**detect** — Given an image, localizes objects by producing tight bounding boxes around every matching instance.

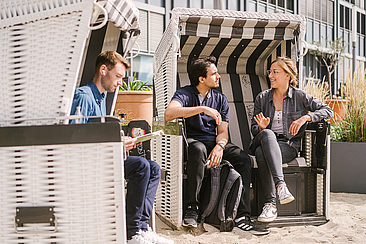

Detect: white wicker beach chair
[152,8,330,229]
[0,0,140,243]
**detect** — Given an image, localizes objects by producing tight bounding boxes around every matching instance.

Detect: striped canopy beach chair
[153,8,330,229]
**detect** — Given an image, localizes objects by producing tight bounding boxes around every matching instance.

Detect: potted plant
[329,67,366,194]
[115,73,154,124]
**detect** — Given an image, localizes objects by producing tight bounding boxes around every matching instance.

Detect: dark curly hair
[188,56,217,86]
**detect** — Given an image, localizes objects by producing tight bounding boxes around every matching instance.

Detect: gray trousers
[251,129,297,205]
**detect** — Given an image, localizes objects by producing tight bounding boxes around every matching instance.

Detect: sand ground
[155,192,366,243]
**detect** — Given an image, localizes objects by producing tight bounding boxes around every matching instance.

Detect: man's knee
[149,160,161,181]
[188,141,207,156]
[126,156,150,174]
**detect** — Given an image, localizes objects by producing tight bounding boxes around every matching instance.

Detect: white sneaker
[257,203,277,222]
[140,226,174,244]
[127,232,155,244]
[277,184,295,204]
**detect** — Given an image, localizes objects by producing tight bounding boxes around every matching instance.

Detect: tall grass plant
[331,67,366,142]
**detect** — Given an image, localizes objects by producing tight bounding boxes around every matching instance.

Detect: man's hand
[207,144,224,168]
[254,112,270,131]
[122,136,139,151]
[203,106,222,125]
[289,115,311,135]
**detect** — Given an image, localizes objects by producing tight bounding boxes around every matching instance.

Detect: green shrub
[331,67,366,142]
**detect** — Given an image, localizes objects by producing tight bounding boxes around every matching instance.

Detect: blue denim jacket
[70,80,106,124]
[251,87,333,151]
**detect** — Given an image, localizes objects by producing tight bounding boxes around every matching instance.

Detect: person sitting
[70,51,173,244]
[251,56,333,223]
[164,56,269,235]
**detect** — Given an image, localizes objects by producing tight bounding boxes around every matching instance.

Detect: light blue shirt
[70,80,106,124]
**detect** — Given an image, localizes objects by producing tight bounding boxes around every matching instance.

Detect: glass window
[190,0,201,8]
[132,56,154,85]
[228,0,239,10]
[278,0,284,8]
[314,21,320,42]
[203,0,214,9]
[327,26,333,41]
[321,24,326,46]
[149,0,164,7]
[258,3,266,12]
[270,0,276,5]
[340,5,344,28]
[286,0,293,11]
[134,0,146,2]
[268,6,275,13]
[345,6,350,30]
[306,20,313,43]
[174,0,188,8]
[248,1,256,11]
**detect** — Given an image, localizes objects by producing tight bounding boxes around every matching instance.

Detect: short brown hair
[272,56,298,87]
[95,51,131,73]
[188,56,217,86]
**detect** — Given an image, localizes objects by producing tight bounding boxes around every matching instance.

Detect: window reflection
[132,56,154,85]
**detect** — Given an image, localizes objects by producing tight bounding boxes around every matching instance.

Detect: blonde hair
[272,56,298,87]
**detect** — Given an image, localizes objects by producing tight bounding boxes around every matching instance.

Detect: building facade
[131,0,366,96]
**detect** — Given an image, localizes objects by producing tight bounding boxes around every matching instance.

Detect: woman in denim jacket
[251,57,333,222]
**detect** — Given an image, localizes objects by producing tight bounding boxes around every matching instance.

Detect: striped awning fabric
[99,0,140,34]
[175,8,305,41]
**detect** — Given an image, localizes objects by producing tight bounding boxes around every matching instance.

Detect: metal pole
[352,6,357,75]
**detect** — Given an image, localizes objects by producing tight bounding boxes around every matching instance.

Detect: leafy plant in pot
[115,73,153,124]
[119,73,152,91]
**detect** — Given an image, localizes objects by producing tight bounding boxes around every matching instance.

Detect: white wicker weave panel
[0,0,93,126]
[154,50,177,121]
[152,135,183,229]
[0,142,125,243]
[317,174,324,216]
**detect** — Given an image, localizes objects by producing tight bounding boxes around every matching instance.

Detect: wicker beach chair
[0,0,140,243]
[152,8,330,229]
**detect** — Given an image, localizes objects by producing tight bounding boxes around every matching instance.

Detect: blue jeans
[251,129,297,205]
[186,139,252,218]
[124,156,161,239]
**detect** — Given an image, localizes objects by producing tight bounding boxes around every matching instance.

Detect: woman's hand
[254,112,270,131]
[289,115,311,135]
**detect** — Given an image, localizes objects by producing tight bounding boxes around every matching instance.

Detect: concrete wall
[330,142,366,194]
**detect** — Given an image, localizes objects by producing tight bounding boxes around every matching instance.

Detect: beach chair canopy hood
[154,8,306,123]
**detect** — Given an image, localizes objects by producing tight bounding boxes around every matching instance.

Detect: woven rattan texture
[152,135,183,228]
[0,142,125,243]
[0,0,93,126]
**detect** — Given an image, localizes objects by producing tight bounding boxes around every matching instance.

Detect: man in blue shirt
[70,51,173,244]
[165,56,269,235]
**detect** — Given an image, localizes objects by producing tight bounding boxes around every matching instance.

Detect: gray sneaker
[277,184,295,204]
[182,205,199,228]
[257,203,277,222]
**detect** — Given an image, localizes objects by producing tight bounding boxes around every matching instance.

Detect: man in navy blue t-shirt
[165,56,268,235]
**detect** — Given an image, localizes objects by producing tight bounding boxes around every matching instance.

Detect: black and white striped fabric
[176,8,304,41]
[99,0,140,33]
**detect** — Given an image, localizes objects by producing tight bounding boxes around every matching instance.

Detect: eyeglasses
[267,70,282,76]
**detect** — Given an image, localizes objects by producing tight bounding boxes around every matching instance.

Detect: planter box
[325,99,348,124]
[330,142,366,194]
[115,91,153,124]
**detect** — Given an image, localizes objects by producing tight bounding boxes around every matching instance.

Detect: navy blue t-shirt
[171,85,229,141]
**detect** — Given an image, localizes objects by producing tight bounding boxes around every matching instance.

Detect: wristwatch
[217,142,225,150]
